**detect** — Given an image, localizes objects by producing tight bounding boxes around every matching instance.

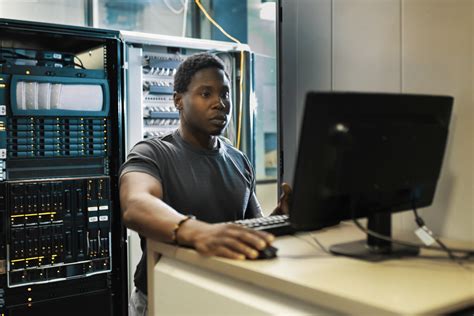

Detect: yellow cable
[194,0,245,149]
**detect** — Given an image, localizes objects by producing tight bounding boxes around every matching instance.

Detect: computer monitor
[289,92,453,260]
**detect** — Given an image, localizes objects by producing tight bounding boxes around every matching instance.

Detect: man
[120,52,290,315]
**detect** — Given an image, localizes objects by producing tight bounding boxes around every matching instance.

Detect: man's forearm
[122,192,187,243]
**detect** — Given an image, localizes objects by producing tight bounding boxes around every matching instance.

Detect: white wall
[400,0,473,239]
[281,0,473,241]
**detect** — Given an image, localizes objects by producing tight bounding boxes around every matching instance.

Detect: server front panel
[0,20,126,316]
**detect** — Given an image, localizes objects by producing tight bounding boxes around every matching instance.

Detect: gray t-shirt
[120,129,263,293]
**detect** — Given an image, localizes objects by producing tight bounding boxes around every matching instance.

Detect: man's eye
[201,91,211,97]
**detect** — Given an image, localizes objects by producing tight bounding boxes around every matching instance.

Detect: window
[0,0,87,26]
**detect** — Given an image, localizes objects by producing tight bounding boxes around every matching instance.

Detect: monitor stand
[329,212,419,261]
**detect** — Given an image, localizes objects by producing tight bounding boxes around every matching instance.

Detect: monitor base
[330,240,420,262]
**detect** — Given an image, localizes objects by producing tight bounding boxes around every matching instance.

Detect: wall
[280,0,473,241]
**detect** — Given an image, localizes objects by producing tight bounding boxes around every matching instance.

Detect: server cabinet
[120,31,255,294]
[0,19,127,316]
[121,31,255,161]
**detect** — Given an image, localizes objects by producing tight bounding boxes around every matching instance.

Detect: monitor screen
[289,92,453,259]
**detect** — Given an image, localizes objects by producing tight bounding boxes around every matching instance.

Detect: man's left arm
[269,183,292,216]
[245,183,292,218]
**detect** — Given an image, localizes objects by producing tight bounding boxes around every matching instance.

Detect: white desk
[147,223,474,315]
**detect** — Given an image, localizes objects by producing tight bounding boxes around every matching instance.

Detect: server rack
[0,19,127,316]
[120,31,255,295]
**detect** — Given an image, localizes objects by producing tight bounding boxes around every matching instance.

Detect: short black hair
[174,52,228,93]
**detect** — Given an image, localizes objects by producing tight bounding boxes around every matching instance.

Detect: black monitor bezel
[289,91,453,232]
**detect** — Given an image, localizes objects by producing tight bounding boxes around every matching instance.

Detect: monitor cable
[291,234,331,257]
[410,202,472,269]
[352,218,473,256]
[309,234,331,254]
[348,195,473,257]
[352,216,473,271]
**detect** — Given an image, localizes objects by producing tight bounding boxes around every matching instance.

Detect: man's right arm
[120,171,274,260]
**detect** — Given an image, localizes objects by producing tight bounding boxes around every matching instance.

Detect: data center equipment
[121,31,255,160]
[0,19,127,316]
[120,30,255,295]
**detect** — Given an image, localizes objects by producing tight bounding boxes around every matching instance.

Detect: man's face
[176,67,232,136]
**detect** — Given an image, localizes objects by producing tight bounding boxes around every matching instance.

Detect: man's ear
[174,92,183,111]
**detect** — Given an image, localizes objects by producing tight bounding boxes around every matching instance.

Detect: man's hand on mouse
[176,219,275,260]
[175,183,292,260]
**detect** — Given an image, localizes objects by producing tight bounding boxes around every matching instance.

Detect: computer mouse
[256,245,278,260]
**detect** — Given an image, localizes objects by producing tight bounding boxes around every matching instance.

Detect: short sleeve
[119,140,163,184]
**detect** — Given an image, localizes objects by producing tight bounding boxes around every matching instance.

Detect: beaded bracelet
[171,215,195,245]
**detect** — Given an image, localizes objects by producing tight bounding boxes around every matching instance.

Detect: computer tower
[120,31,255,295]
[0,19,127,316]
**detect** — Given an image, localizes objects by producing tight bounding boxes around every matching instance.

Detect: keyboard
[234,215,295,236]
